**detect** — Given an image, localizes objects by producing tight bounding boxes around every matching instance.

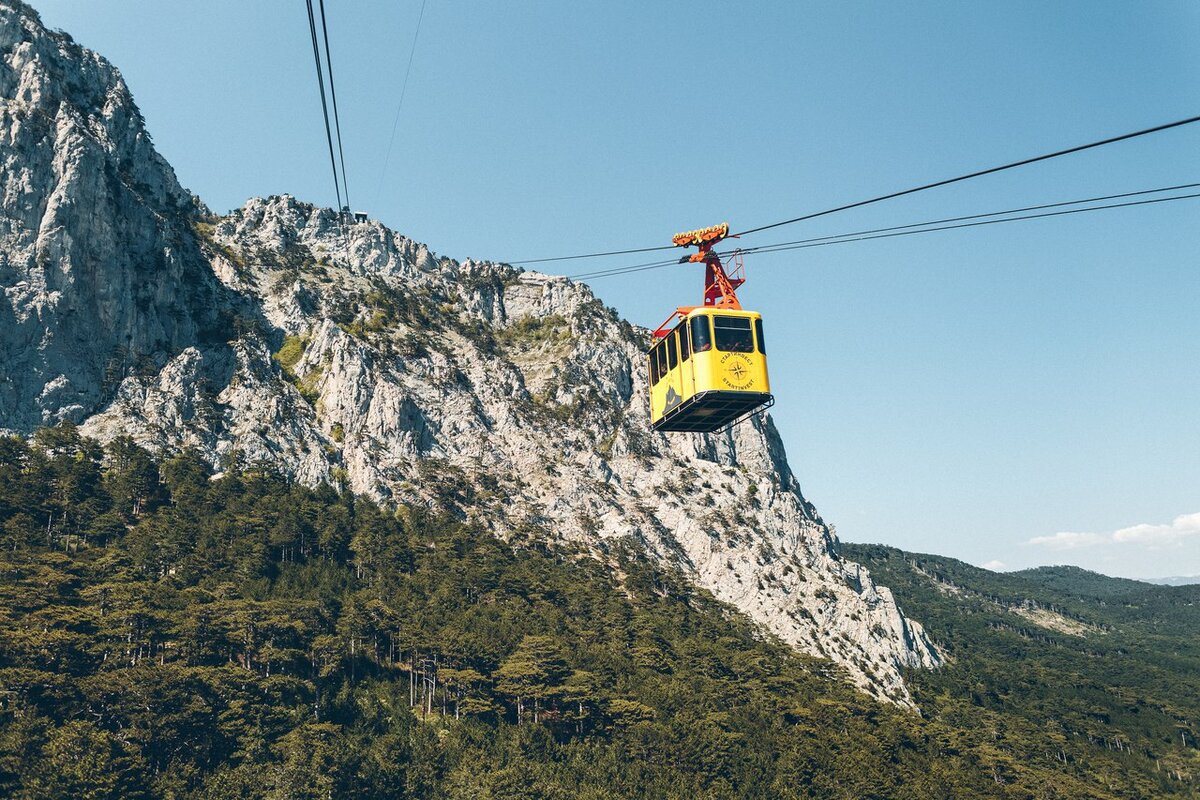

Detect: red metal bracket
[653,223,744,338]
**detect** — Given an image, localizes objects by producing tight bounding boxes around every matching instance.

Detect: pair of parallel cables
[304,0,351,215]
[501,115,1200,281]
[300,10,1198,283]
[304,0,429,218]
[567,183,1200,282]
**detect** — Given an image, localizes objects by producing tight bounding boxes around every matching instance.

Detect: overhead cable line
[568,189,1200,280]
[507,114,1200,265]
[565,182,1199,280]
[734,115,1200,237]
[305,0,344,214]
[566,184,1194,281]
[562,255,684,281]
[318,0,351,211]
[565,187,1200,281]
[376,0,429,206]
[509,243,677,266]
[737,191,1200,258]
[733,182,1200,257]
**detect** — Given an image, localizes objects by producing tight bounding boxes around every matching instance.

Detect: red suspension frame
[652,222,744,339]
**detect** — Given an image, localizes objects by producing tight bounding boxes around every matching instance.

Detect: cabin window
[678,321,691,361]
[691,315,712,353]
[650,343,664,384]
[666,332,678,370]
[755,318,766,355]
[714,315,754,353]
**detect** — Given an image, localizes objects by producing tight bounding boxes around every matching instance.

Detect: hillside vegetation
[843,543,1200,793]
[0,427,1196,797]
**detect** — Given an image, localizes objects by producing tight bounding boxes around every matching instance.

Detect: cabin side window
[649,343,662,384]
[678,321,691,362]
[691,315,712,353]
[666,332,678,370]
[754,318,766,355]
[713,315,754,353]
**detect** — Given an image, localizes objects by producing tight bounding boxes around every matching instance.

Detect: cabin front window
[714,316,753,353]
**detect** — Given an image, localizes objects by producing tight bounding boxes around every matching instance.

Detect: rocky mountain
[0,0,938,702]
[1149,575,1200,587]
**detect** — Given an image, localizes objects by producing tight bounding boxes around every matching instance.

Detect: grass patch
[497,315,572,348]
[273,334,321,405]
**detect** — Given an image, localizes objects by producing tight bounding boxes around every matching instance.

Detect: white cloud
[1112,512,1200,545]
[981,560,1006,571]
[1026,531,1106,550]
[1028,512,1200,551]
[1017,512,1200,580]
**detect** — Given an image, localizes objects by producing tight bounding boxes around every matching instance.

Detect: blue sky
[34,1,1200,579]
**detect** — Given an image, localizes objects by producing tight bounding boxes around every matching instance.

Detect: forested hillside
[0,427,1195,798]
[843,543,1200,794]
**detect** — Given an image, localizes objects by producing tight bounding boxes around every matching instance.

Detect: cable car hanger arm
[653,223,746,338]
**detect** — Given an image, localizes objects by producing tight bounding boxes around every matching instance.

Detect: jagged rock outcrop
[0,1,228,431]
[0,0,939,703]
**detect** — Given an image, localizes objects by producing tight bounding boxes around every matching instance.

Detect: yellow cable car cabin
[648,308,772,432]
[648,222,775,433]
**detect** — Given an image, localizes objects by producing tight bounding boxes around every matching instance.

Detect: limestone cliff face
[0,1,226,431]
[0,1,939,703]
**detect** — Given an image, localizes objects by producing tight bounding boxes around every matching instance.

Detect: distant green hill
[843,542,1200,790]
[0,427,1197,797]
[1011,564,1155,595]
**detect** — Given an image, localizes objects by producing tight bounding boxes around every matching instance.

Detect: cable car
[648,223,774,433]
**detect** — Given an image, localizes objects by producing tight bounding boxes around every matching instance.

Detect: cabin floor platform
[651,391,774,434]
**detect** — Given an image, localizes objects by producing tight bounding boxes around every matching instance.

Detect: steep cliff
[0,1,226,431]
[0,1,938,702]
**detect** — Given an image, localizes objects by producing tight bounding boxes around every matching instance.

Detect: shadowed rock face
[0,1,940,703]
[0,2,227,431]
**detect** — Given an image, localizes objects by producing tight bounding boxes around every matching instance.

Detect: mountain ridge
[0,0,936,703]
